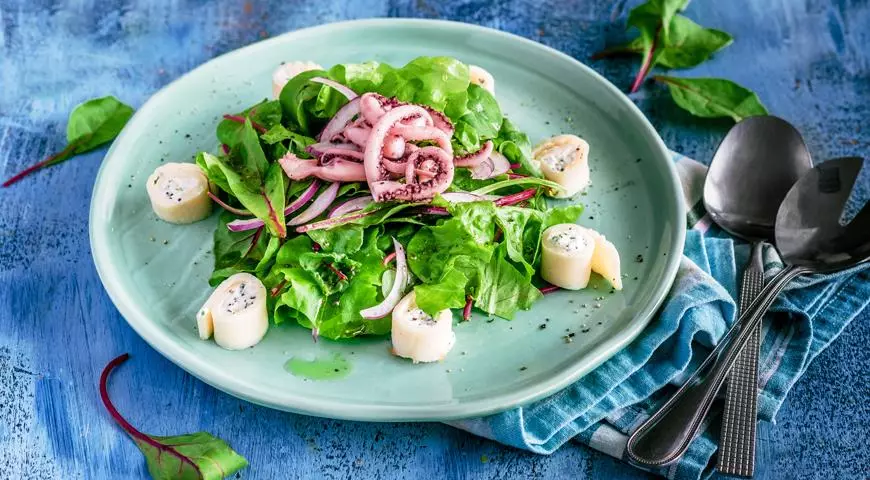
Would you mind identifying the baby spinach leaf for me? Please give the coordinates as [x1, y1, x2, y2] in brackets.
[279, 69, 330, 136]
[200, 152, 287, 237]
[260, 124, 316, 157]
[4, 96, 134, 187]
[458, 84, 503, 140]
[598, 15, 732, 69]
[494, 118, 540, 177]
[216, 99, 282, 147]
[654, 75, 768, 122]
[209, 212, 271, 286]
[100, 354, 248, 480]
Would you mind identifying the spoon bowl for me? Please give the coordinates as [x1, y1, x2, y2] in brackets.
[704, 116, 812, 240]
[777, 157, 870, 270]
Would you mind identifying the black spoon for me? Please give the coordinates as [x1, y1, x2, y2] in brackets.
[626, 156, 870, 467]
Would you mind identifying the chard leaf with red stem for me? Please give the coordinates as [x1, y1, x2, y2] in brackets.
[99, 353, 248, 480]
[654, 76, 768, 122]
[3, 96, 133, 187]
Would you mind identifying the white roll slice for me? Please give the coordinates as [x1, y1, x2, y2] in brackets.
[532, 134, 590, 198]
[391, 291, 455, 363]
[272, 61, 323, 98]
[146, 163, 212, 224]
[468, 65, 495, 94]
[196, 273, 269, 350]
[587, 230, 623, 291]
[541, 223, 596, 290]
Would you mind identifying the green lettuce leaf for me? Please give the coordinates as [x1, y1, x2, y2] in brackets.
[217, 99, 282, 147]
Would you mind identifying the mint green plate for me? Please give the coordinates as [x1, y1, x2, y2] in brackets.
[90, 19, 684, 421]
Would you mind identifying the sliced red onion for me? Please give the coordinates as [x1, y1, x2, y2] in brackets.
[227, 217, 266, 232]
[295, 210, 375, 233]
[360, 238, 408, 319]
[418, 206, 449, 215]
[288, 182, 340, 226]
[285, 180, 321, 215]
[318, 97, 360, 142]
[471, 149, 511, 179]
[328, 195, 373, 218]
[226, 180, 320, 232]
[208, 192, 252, 216]
[310, 76, 358, 101]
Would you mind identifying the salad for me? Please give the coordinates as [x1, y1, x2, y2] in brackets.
[145, 56, 622, 363]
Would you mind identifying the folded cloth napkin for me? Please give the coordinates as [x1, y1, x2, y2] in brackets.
[448, 151, 870, 480]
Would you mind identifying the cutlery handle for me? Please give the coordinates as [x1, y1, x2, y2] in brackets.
[626, 264, 805, 467]
[718, 242, 765, 477]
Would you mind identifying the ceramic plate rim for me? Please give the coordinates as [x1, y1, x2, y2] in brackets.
[89, 18, 686, 421]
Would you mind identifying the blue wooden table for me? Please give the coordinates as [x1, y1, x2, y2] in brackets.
[1, 1, 868, 478]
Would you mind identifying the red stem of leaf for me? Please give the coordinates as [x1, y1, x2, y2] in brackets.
[419, 206, 449, 215]
[244, 227, 263, 257]
[222, 114, 267, 134]
[326, 263, 348, 281]
[3, 141, 79, 187]
[495, 188, 537, 207]
[270, 280, 287, 297]
[99, 353, 202, 475]
[630, 26, 662, 94]
[312, 242, 321, 252]
[221, 144, 230, 154]
[383, 252, 396, 266]
[462, 295, 473, 321]
[590, 45, 641, 61]
[508, 163, 521, 170]
[261, 191, 287, 238]
[539, 284, 561, 294]
[507, 173, 527, 179]
[208, 192, 252, 216]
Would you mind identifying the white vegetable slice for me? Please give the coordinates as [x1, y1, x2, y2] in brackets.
[146, 163, 212, 224]
[532, 134, 590, 198]
[540, 223, 596, 290]
[272, 61, 323, 98]
[587, 230, 623, 290]
[468, 65, 495, 94]
[391, 291, 455, 363]
[196, 273, 269, 350]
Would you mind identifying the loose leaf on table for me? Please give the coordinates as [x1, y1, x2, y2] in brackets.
[3, 96, 134, 187]
[654, 75, 769, 122]
[99, 354, 248, 480]
[593, 0, 693, 92]
[593, 15, 732, 70]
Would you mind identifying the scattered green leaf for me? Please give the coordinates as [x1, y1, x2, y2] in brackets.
[654, 75, 769, 122]
[3, 96, 134, 187]
[100, 354, 248, 480]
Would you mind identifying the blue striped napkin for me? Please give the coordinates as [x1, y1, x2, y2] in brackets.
[448, 152, 870, 479]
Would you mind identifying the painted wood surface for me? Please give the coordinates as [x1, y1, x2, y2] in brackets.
[1, 0, 868, 478]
